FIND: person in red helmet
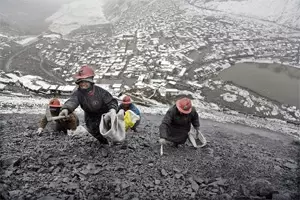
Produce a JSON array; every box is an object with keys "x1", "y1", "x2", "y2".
[
  {"x1": 159, "y1": 97, "x2": 207, "y2": 148},
  {"x1": 59, "y1": 65, "x2": 118, "y2": 144},
  {"x1": 37, "y1": 98, "x2": 79, "y2": 135},
  {"x1": 117, "y1": 95, "x2": 141, "y2": 132}
]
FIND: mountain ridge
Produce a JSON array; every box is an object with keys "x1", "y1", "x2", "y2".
[{"x1": 187, "y1": 0, "x2": 300, "y2": 29}]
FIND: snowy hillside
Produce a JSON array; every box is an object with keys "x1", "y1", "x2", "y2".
[
  {"x1": 45, "y1": 0, "x2": 300, "y2": 35},
  {"x1": 191, "y1": 0, "x2": 300, "y2": 29},
  {"x1": 46, "y1": 0, "x2": 108, "y2": 35}
]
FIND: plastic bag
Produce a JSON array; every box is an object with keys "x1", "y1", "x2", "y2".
[
  {"x1": 99, "y1": 109, "x2": 126, "y2": 142},
  {"x1": 124, "y1": 110, "x2": 140, "y2": 131}
]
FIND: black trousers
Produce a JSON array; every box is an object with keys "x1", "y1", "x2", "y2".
[{"x1": 85, "y1": 113, "x2": 108, "y2": 144}]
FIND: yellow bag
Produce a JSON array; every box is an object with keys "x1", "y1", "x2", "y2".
[{"x1": 124, "y1": 110, "x2": 140, "y2": 131}]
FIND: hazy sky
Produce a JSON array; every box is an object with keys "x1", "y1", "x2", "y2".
[
  {"x1": 0, "y1": 0, "x2": 78, "y2": 33},
  {"x1": 0, "y1": 0, "x2": 107, "y2": 34}
]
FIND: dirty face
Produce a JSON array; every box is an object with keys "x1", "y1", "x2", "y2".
[
  {"x1": 179, "y1": 111, "x2": 188, "y2": 115},
  {"x1": 49, "y1": 107, "x2": 60, "y2": 115},
  {"x1": 123, "y1": 104, "x2": 130, "y2": 109},
  {"x1": 79, "y1": 81, "x2": 91, "y2": 89}
]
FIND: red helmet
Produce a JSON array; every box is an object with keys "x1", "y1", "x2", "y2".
[
  {"x1": 49, "y1": 98, "x2": 61, "y2": 108},
  {"x1": 122, "y1": 95, "x2": 132, "y2": 104},
  {"x1": 176, "y1": 97, "x2": 192, "y2": 114},
  {"x1": 74, "y1": 65, "x2": 95, "y2": 81}
]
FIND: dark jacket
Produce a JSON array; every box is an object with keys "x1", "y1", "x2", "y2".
[
  {"x1": 159, "y1": 105, "x2": 200, "y2": 144},
  {"x1": 117, "y1": 103, "x2": 141, "y2": 116},
  {"x1": 62, "y1": 85, "x2": 118, "y2": 117}
]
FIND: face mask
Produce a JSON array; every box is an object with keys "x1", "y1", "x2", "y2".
[{"x1": 79, "y1": 83, "x2": 94, "y2": 93}]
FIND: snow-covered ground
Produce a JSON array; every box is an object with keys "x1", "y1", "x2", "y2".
[
  {"x1": 192, "y1": 0, "x2": 300, "y2": 29},
  {"x1": 0, "y1": 33, "x2": 9, "y2": 38},
  {"x1": 15, "y1": 36, "x2": 39, "y2": 46},
  {"x1": 46, "y1": 0, "x2": 108, "y2": 35},
  {"x1": 43, "y1": 34, "x2": 62, "y2": 39},
  {"x1": 0, "y1": 94, "x2": 299, "y2": 140}
]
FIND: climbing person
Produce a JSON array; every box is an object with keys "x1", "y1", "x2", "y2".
[
  {"x1": 37, "y1": 98, "x2": 79, "y2": 135},
  {"x1": 59, "y1": 65, "x2": 118, "y2": 144},
  {"x1": 117, "y1": 95, "x2": 141, "y2": 132},
  {"x1": 159, "y1": 97, "x2": 207, "y2": 148}
]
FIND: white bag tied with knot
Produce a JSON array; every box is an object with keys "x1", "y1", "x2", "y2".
[{"x1": 99, "y1": 109, "x2": 126, "y2": 142}]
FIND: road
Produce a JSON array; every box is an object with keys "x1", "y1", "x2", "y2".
[
  {"x1": 4, "y1": 34, "x2": 43, "y2": 72},
  {"x1": 4, "y1": 40, "x2": 65, "y2": 83},
  {"x1": 4, "y1": 47, "x2": 29, "y2": 72},
  {"x1": 37, "y1": 52, "x2": 65, "y2": 83}
]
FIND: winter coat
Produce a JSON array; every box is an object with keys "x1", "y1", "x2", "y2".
[
  {"x1": 62, "y1": 85, "x2": 118, "y2": 118},
  {"x1": 117, "y1": 103, "x2": 141, "y2": 116},
  {"x1": 39, "y1": 109, "x2": 78, "y2": 131},
  {"x1": 159, "y1": 105, "x2": 200, "y2": 144}
]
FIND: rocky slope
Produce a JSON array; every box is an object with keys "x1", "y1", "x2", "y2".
[{"x1": 0, "y1": 113, "x2": 299, "y2": 200}]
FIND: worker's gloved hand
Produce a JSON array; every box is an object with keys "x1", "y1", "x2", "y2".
[
  {"x1": 109, "y1": 109, "x2": 116, "y2": 115},
  {"x1": 37, "y1": 128, "x2": 43, "y2": 135},
  {"x1": 59, "y1": 109, "x2": 69, "y2": 117},
  {"x1": 159, "y1": 138, "x2": 167, "y2": 145},
  {"x1": 104, "y1": 109, "x2": 116, "y2": 120}
]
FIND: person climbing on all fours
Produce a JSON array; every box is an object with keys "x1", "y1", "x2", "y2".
[
  {"x1": 117, "y1": 95, "x2": 141, "y2": 132},
  {"x1": 37, "y1": 98, "x2": 79, "y2": 135},
  {"x1": 59, "y1": 65, "x2": 118, "y2": 145},
  {"x1": 159, "y1": 97, "x2": 207, "y2": 148}
]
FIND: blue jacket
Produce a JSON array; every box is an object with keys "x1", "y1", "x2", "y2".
[{"x1": 118, "y1": 103, "x2": 141, "y2": 116}]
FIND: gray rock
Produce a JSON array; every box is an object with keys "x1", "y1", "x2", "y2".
[
  {"x1": 208, "y1": 178, "x2": 227, "y2": 187},
  {"x1": 272, "y1": 193, "x2": 291, "y2": 200},
  {"x1": 67, "y1": 183, "x2": 80, "y2": 190},
  {"x1": 175, "y1": 173, "x2": 183, "y2": 179},
  {"x1": 161, "y1": 169, "x2": 168, "y2": 176},
  {"x1": 173, "y1": 167, "x2": 181, "y2": 173},
  {"x1": 37, "y1": 196, "x2": 62, "y2": 200},
  {"x1": 213, "y1": 193, "x2": 232, "y2": 200},
  {"x1": 250, "y1": 179, "x2": 275, "y2": 197},
  {"x1": 194, "y1": 176, "x2": 204, "y2": 184},
  {"x1": 283, "y1": 162, "x2": 297, "y2": 170},
  {"x1": 191, "y1": 181, "x2": 199, "y2": 192}
]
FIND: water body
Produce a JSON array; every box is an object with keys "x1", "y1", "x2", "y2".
[{"x1": 218, "y1": 63, "x2": 300, "y2": 108}]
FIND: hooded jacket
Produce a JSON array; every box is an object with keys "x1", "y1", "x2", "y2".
[{"x1": 117, "y1": 103, "x2": 141, "y2": 116}]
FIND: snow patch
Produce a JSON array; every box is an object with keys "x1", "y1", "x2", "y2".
[
  {"x1": 43, "y1": 34, "x2": 62, "y2": 39},
  {"x1": 221, "y1": 93, "x2": 237, "y2": 102},
  {"x1": 0, "y1": 33, "x2": 9, "y2": 38},
  {"x1": 0, "y1": 94, "x2": 299, "y2": 139},
  {"x1": 15, "y1": 36, "x2": 38, "y2": 46}
]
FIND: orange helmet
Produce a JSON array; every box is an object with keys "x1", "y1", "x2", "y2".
[
  {"x1": 74, "y1": 65, "x2": 95, "y2": 83},
  {"x1": 122, "y1": 95, "x2": 132, "y2": 105},
  {"x1": 49, "y1": 98, "x2": 61, "y2": 108},
  {"x1": 176, "y1": 97, "x2": 192, "y2": 114}
]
